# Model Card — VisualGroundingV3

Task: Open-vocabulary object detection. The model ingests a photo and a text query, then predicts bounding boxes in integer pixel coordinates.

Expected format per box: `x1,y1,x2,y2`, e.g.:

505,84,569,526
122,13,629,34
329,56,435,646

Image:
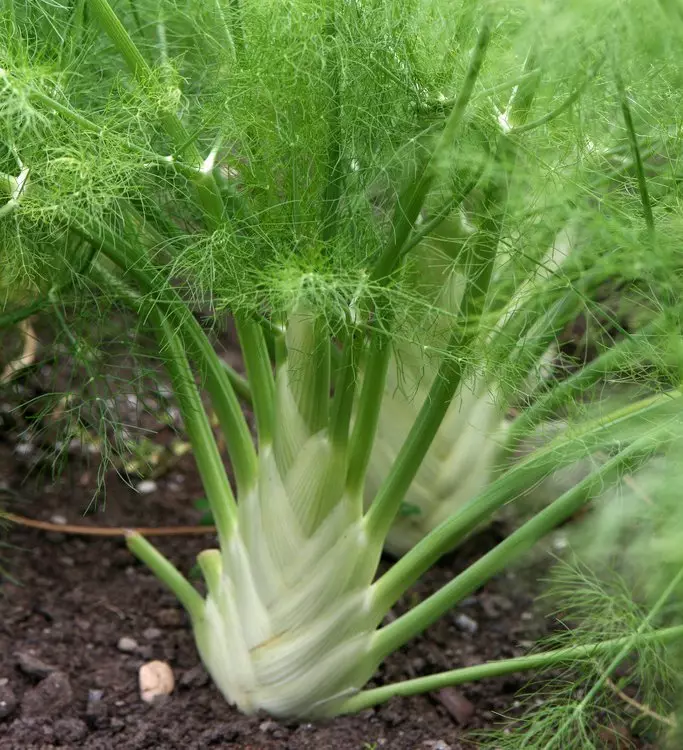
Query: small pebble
49,514,68,526
0,684,17,719
156,608,183,628
15,652,58,679
259,720,278,733
136,480,158,494
143,627,162,641
139,661,174,704
454,613,479,635
117,637,138,653
423,741,452,750
86,688,108,729
15,442,34,456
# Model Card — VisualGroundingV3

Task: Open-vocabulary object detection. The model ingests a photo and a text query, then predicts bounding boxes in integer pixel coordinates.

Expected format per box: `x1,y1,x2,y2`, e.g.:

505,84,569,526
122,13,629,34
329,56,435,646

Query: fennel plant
2,0,683,725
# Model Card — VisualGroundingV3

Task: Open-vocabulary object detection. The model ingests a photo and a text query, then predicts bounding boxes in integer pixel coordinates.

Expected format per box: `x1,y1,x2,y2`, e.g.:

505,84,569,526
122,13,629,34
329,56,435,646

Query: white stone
139,661,174,703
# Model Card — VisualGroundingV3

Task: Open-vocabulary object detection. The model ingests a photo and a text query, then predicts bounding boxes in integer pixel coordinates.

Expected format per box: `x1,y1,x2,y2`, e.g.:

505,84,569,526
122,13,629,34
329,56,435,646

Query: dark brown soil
0,429,555,750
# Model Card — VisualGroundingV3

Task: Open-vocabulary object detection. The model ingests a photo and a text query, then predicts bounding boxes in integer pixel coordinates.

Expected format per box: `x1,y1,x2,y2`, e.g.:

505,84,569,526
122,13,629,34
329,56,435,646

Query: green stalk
338,625,683,714
362,342,470,539
370,432,663,662
126,532,205,621
320,1,343,244
29,87,104,136
371,20,492,282
229,0,246,59
234,313,275,446
329,334,360,450
542,565,683,749
221,359,252,403
371,389,682,618
146,305,237,545
345,330,392,500
615,70,655,235
74,220,258,496
399,167,485,259
285,311,331,434
213,0,237,61
87,0,186,151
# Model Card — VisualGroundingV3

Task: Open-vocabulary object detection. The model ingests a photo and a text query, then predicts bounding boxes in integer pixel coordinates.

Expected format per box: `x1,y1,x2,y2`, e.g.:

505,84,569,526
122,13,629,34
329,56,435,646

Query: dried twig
1,317,39,384
3,511,216,537
605,678,677,728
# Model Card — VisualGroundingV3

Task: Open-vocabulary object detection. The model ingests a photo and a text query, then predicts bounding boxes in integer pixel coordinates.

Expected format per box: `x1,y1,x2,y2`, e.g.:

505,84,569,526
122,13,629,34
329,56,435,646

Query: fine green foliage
479,455,683,747
2,0,683,728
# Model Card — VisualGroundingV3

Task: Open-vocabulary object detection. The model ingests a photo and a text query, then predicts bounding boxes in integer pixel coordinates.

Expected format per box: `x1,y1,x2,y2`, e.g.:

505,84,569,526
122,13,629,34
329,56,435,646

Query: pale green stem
155,5,169,68
370,432,662,663
87,0,186,150
234,313,275,446
399,168,484,259
286,312,331,434
345,329,392,501
147,305,238,545
320,1,343,244
126,532,205,622
229,0,246,58
221,360,252,403
338,625,683,714
615,70,655,235
329,333,361,450
197,549,223,597
213,0,238,61
362,341,472,540
74,220,258,497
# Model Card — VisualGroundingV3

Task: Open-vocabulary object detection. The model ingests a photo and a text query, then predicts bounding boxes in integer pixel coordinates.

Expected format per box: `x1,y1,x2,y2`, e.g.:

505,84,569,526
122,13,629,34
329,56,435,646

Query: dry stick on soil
4,512,217,537
604,678,678,729
0,317,38,384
